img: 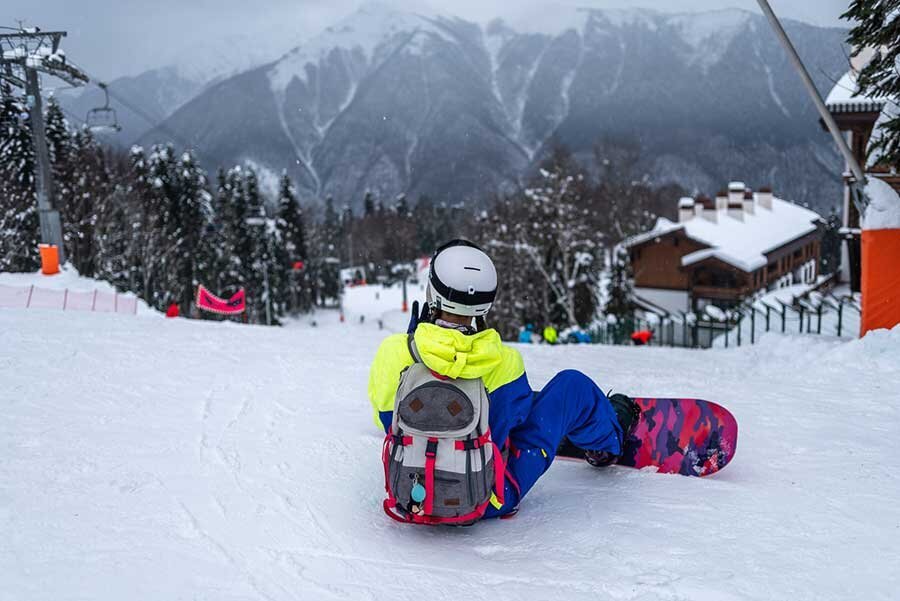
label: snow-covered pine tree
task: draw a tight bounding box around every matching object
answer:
[363,191,375,217]
[605,245,634,323]
[45,101,79,267]
[820,209,843,275]
[220,166,251,296]
[242,168,274,322]
[309,196,342,306]
[341,202,357,267]
[382,194,417,275]
[169,150,212,314]
[64,127,113,277]
[274,172,310,314]
[478,197,546,339]
[0,96,40,271]
[201,167,233,294]
[137,143,182,309]
[45,99,116,278]
[412,195,440,255]
[44,96,71,170]
[394,194,410,218]
[484,148,601,337]
[843,1,900,166]
[93,176,135,292]
[322,196,340,257]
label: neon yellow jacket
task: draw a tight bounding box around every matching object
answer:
[368,323,533,446]
[543,326,558,344]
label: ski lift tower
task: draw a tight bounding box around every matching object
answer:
[0,28,89,265]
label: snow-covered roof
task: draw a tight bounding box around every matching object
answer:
[626,194,822,272]
[863,177,900,230]
[826,70,885,114]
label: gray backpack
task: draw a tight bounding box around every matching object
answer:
[382,335,505,524]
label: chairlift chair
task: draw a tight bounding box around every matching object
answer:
[85,82,120,133]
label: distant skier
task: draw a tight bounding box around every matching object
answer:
[369,240,639,523]
[631,330,652,346]
[542,325,558,345]
[518,323,535,343]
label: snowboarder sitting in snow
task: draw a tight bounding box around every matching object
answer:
[369,240,639,523]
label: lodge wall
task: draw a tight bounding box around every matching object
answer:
[630,231,707,291]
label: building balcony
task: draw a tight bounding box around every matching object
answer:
[690,285,754,300]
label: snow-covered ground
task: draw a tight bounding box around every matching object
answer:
[2,283,899,600]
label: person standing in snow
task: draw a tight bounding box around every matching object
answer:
[368,239,639,520]
[542,324,558,345]
[518,323,535,343]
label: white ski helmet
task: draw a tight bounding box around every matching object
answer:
[427,239,498,317]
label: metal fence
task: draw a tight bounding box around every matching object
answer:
[586,292,861,349]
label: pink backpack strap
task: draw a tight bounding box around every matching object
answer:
[491,441,506,506]
[424,437,438,515]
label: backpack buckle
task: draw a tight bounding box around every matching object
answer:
[425,438,438,458]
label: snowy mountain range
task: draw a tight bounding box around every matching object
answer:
[79,4,850,213]
[57,24,306,149]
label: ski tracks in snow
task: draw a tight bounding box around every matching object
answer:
[4,309,900,601]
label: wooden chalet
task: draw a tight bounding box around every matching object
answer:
[625,183,823,313]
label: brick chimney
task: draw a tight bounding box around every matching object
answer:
[727,200,744,221]
[757,186,773,210]
[728,181,746,208]
[678,197,695,222]
[715,189,728,211]
[743,189,755,215]
[698,195,717,223]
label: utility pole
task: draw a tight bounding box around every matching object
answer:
[25,67,64,259]
[0,29,89,265]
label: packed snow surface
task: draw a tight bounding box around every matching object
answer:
[2,285,899,600]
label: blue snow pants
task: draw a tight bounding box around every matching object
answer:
[483,369,623,518]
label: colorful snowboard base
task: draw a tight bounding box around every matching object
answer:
[556,398,738,477]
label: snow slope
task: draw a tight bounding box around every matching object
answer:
[2,294,899,600]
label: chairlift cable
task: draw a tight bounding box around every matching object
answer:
[66,60,194,148]
[755,0,869,212]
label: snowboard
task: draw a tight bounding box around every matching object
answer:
[557,398,738,477]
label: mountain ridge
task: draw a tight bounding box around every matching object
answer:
[137,5,850,214]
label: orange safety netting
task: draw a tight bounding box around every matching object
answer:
[860,228,900,335]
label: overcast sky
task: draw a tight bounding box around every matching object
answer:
[5,0,853,80]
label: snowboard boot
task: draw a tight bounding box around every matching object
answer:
[585,393,640,468]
